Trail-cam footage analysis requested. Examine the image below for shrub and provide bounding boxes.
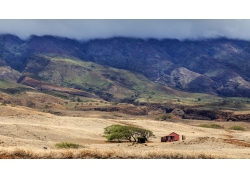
[101,115,116,119]
[229,125,245,131]
[77,97,82,102]
[199,124,224,129]
[155,114,172,121]
[55,142,80,149]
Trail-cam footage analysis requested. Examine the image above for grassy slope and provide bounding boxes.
[2,56,248,110]
[0,80,20,89]
[0,79,32,93]
[2,53,247,107]
[31,55,224,103]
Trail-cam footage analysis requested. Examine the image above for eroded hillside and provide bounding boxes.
[2,34,250,98]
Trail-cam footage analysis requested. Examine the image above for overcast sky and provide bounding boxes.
[1,19,250,41]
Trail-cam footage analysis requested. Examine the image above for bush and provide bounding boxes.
[199,124,224,129]
[155,114,172,121]
[77,97,82,102]
[104,124,154,142]
[229,125,245,131]
[55,142,80,149]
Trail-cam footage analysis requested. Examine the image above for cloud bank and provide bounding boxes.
[0,19,250,41]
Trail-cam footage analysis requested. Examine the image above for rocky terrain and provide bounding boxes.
[2,34,250,99]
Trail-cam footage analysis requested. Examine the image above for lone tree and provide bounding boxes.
[104,124,154,143]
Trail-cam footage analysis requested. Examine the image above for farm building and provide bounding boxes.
[137,137,147,143]
[161,132,180,142]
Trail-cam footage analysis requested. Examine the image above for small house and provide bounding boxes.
[161,132,180,142]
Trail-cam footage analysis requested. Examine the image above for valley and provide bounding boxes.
[1,34,250,158]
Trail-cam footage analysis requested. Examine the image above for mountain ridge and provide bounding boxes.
[1,34,250,99]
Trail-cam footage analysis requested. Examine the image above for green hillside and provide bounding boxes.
[22,54,218,103]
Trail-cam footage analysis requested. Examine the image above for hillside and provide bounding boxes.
[1,34,250,100]
[2,33,250,159]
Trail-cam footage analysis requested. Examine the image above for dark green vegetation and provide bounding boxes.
[199,124,224,129]
[104,124,154,142]
[228,125,245,131]
[55,142,80,149]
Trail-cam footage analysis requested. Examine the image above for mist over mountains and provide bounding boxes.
[1,33,250,99]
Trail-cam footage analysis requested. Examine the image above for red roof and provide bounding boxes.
[168,132,179,136]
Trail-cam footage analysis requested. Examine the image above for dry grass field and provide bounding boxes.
[1,105,250,159]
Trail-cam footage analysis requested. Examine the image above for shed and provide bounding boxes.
[137,137,147,143]
[161,132,180,142]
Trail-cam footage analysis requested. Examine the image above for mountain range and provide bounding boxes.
[1,34,250,101]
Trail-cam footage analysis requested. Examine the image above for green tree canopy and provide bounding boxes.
[104,124,154,142]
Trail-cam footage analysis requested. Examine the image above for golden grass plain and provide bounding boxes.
[1,105,250,159]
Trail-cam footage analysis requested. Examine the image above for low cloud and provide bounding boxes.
[0,19,250,41]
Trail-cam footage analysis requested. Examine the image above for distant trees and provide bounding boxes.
[104,124,154,143]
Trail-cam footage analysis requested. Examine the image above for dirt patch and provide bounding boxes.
[223,139,250,147]
[223,134,234,139]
